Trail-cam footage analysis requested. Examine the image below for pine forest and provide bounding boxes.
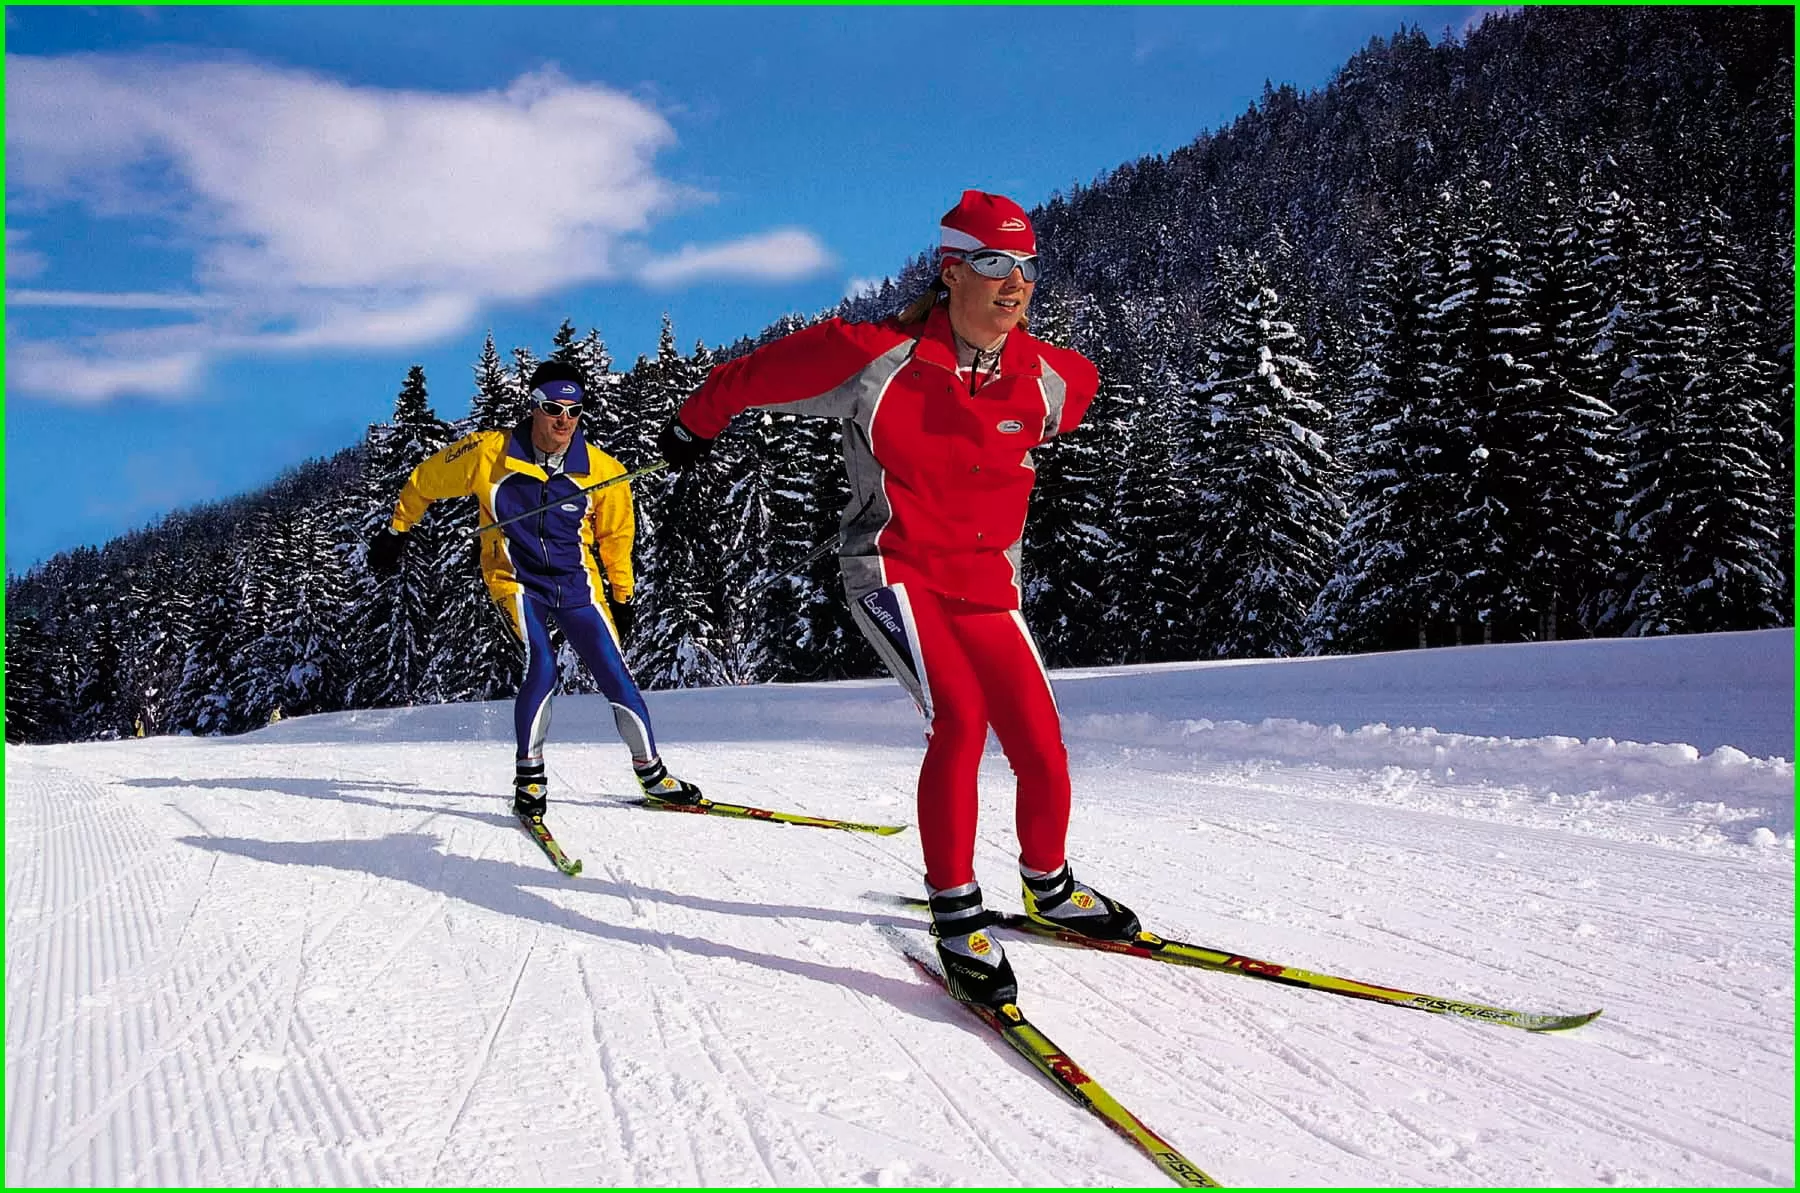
[6,8,1792,744]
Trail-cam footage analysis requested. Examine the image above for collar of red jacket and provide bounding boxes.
[913,304,1043,381]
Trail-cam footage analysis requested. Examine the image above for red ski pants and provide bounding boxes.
[852,583,1071,889]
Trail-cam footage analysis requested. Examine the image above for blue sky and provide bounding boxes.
[4,5,1498,573]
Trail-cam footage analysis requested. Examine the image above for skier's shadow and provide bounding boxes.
[131,775,918,933]
[128,774,515,832]
[176,830,944,1018]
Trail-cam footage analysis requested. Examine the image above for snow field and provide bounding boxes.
[5,630,1792,1186]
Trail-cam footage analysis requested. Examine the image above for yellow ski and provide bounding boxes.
[997,915,1600,1033]
[632,795,906,835]
[883,926,1221,1188]
[518,812,583,876]
[881,896,1599,1033]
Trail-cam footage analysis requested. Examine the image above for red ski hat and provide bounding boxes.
[938,189,1036,257]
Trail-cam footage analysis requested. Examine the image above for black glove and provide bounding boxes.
[658,416,715,470]
[367,526,407,577]
[608,596,636,641]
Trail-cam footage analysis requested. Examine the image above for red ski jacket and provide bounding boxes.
[676,305,1098,610]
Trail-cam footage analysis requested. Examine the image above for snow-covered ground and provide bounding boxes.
[6,629,1792,1186]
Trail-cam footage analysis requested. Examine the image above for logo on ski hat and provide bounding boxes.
[940,189,1036,257]
[534,380,581,401]
[997,419,1024,434]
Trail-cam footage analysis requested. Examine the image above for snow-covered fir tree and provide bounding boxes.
[1185,247,1344,657]
[4,608,64,743]
[255,506,350,718]
[635,318,736,687]
[1023,291,1139,665]
[1620,202,1786,633]
[470,332,525,431]
[1518,189,1623,638]
[1313,219,1452,652]
[168,547,238,735]
[1099,299,1192,663]
[1424,179,1543,641]
[346,365,453,709]
[115,552,185,735]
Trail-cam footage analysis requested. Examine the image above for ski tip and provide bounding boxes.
[1528,1008,1603,1032]
[863,891,928,909]
[561,859,585,877]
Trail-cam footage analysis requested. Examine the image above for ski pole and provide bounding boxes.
[740,493,878,603]
[468,460,670,536]
[742,533,840,603]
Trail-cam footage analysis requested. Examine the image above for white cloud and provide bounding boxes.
[5,338,206,404]
[6,228,47,280]
[240,293,481,352]
[8,289,229,310]
[638,228,834,288]
[4,52,834,402]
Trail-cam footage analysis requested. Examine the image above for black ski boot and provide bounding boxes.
[928,880,1018,1008]
[514,760,548,819]
[1021,862,1141,942]
[634,757,704,806]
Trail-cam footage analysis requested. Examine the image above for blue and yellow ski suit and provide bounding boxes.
[391,423,659,765]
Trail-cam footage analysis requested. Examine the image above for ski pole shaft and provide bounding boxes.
[468,460,670,536]
[740,493,877,603]
[742,534,839,602]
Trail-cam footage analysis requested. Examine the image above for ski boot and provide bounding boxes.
[634,757,704,806]
[1021,862,1142,942]
[928,880,1018,1008]
[513,760,549,819]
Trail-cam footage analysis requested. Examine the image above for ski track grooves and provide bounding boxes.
[9,754,392,1186]
[6,662,1790,1189]
[430,931,539,1182]
[856,964,1023,1181]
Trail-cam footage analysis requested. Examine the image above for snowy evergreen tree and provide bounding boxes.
[1519,190,1624,638]
[257,507,350,717]
[1611,203,1786,634]
[1425,180,1543,640]
[168,547,238,735]
[1020,287,1128,667]
[470,332,525,430]
[114,553,185,734]
[1099,303,1191,663]
[223,526,281,730]
[346,365,453,709]
[1186,248,1344,657]
[4,606,64,743]
[737,408,840,680]
[1315,213,1459,651]
[635,317,735,687]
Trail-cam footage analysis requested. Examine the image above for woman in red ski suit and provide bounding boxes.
[658,190,1140,1006]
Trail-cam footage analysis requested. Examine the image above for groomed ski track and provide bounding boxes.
[5,631,1792,1186]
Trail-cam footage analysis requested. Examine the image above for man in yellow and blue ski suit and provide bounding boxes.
[368,360,701,818]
